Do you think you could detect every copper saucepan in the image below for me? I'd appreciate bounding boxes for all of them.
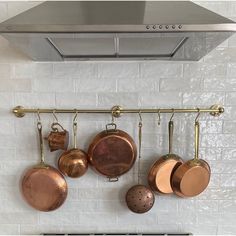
[148,114,183,194]
[88,122,137,181]
[171,114,211,197]
[58,112,88,178]
[21,119,68,212]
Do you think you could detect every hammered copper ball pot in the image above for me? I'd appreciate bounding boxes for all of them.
[126,185,155,214]
[58,148,88,178]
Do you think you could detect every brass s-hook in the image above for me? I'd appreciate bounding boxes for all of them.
[52,109,58,123]
[170,108,175,121]
[157,109,161,125]
[195,108,201,122]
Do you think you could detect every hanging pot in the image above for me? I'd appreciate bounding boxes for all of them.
[88,122,137,181]
[171,114,211,197]
[46,122,69,152]
[21,120,68,212]
[58,113,88,178]
[148,114,183,194]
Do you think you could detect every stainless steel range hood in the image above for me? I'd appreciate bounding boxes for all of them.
[0,1,235,61]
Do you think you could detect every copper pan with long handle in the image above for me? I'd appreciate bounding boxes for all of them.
[21,119,68,212]
[171,114,211,197]
[148,114,183,194]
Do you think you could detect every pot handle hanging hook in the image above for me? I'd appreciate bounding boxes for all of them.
[157,109,161,125]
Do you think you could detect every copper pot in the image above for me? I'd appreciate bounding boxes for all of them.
[58,117,88,178]
[46,122,69,152]
[88,123,137,181]
[171,119,211,197]
[148,119,183,194]
[21,121,68,212]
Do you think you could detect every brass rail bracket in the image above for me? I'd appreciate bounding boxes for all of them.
[210,104,224,117]
[13,106,25,118]
[111,105,123,118]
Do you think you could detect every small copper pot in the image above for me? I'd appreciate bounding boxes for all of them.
[58,120,88,178]
[46,122,69,152]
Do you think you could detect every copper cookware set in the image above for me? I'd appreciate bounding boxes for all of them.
[20,110,210,213]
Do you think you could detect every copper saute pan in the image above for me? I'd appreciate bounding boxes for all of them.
[148,117,183,194]
[21,120,68,211]
[171,116,211,197]
[88,123,137,181]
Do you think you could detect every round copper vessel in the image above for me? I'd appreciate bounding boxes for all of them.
[88,123,137,179]
[148,119,183,194]
[126,185,155,214]
[21,121,68,212]
[171,120,211,197]
[58,116,88,178]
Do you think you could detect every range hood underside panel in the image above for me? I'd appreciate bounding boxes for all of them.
[2,32,233,61]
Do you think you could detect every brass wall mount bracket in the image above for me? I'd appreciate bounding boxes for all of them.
[12,104,224,118]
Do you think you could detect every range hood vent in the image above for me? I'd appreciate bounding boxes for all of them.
[0,1,235,61]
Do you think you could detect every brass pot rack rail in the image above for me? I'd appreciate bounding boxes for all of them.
[13,104,224,118]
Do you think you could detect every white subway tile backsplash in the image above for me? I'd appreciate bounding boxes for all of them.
[56,92,96,108]
[98,62,139,78]
[0,79,31,92]
[183,92,225,106]
[75,78,116,93]
[0,2,236,235]
[183,63,227,77]
[33,78,74,93]
[203,77,236,91]
[160,77,201,92]
[0,64,12,78]
[140,92,182,107]
[140,62,183,78]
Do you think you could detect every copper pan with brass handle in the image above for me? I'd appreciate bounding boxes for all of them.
[21,118,68,212]
[148,112,183,194]
[171,113,211,197]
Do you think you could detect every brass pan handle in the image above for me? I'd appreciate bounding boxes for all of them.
[194,121,200,161]
[37,121,45,165]
[168,120,174,154]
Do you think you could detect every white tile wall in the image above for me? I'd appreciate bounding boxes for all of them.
[0,1,236,235]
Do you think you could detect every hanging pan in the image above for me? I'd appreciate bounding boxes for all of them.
[58,111,88,178]
[88,114,137,181]
[148,110,183,194]
[21,112,68,212]
[171,110,211,197]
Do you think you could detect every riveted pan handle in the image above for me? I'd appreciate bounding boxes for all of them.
[194,121,200,161]
[168,120,174,154]
[37,121,45,165]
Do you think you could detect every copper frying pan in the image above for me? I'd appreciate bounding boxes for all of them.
[171,117,211,197]
[148,117,183,194]
[21,120,68,211]
[88,123,137,181]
